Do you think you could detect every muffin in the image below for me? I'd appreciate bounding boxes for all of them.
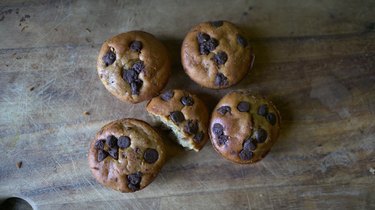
[181,20,254,89]
[97,31,171,103]
[209,91,280,164]
[146,89,209,151]
[88,118,166,192]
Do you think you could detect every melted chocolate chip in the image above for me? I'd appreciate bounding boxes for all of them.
[218,135,228,145]
[266,113,277,125]
[237,35,248,47]
[128,183,140,191]
[217,106,231,115]
[160,90,174,101]
[184,120,198,135]
[237,101,250,112]
[206,38,219,51]
[118,136,131,148]
[130,80,143,95]
[97,150,109,162]
[94,139,105,150]
[132,60,145,73]
[108,148,119,160]
[239,149,253,160]
[193,131,204,143]
[258,104,268,116]
[170,111,185,124]
[243,138,257,151]
[143,148,159,164]
[213,51,228,65]
[122,66,143,95]
[212,123,224,136]
[123,69,138,83]
[254,128,267,143]
[199,44,210,55]
[215,73,228,86]
[197,32,210,44]
[127,172,142,191]
[210,20,223,27]
[106,135,118,148]
[127,172,142,185]
[129,41,142,52]
[102,51,116,66]
[181,96,194,106]
[199,38,218,55]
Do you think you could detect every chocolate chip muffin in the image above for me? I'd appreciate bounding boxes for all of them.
[146,90,209,151]
[97,31,171,103]
[181,20,254,89]
[209,91,280,164]
[88,118,166,192]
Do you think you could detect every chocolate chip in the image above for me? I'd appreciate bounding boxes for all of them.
[102,51,116,66]
[243,138,257,151]
[254,128,267,143]
[184,120,198,135]
[218,135,228,145]
[123,69,138,83]
[217,106,231,115]
[237,35,248,47]
[108,148,119,160]
[128,183,140,191]
[237,101,250,112]
[199,44,210,55]
[97,150,109,162]
[206,38,219,51]
[130,80,143,95]
[129,41,142,52]
[132,60,145,73]
[106,135,118,148]
[181,96,194,106]
[210,20,223,27]
[16,161,22,169]
[212,123,224,136]
[94,139,105,150]
[143,148,159,164]
[215,73,228,86]
[170,111,185,124]
[193,131,204,143]
[239,149,253,160]
[258,104,268,116]
[199,38,218,55]
[122,63,143,95]
[127,172,142,191]
[160,90,174,101]
[213,51,228,65]
[197,32,210,44]
[118,136,131,148]
[127,172,143,185]
[266,113,277,125]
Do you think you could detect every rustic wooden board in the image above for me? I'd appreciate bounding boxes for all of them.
[1,0,375,209]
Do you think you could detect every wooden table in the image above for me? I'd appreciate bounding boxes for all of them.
[1,0,374,209]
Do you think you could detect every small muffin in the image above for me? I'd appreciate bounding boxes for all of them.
[181,20,254,89]
[88,118,166,192]
[146,89,209,151]
[97,31,171,103]
[209,91,280,164]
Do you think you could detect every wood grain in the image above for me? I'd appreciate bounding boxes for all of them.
[1,0,374,209]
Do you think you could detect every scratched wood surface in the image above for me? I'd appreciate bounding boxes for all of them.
[1,0,375,209]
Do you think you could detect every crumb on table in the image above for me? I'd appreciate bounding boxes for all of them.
[16,161,22,169]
